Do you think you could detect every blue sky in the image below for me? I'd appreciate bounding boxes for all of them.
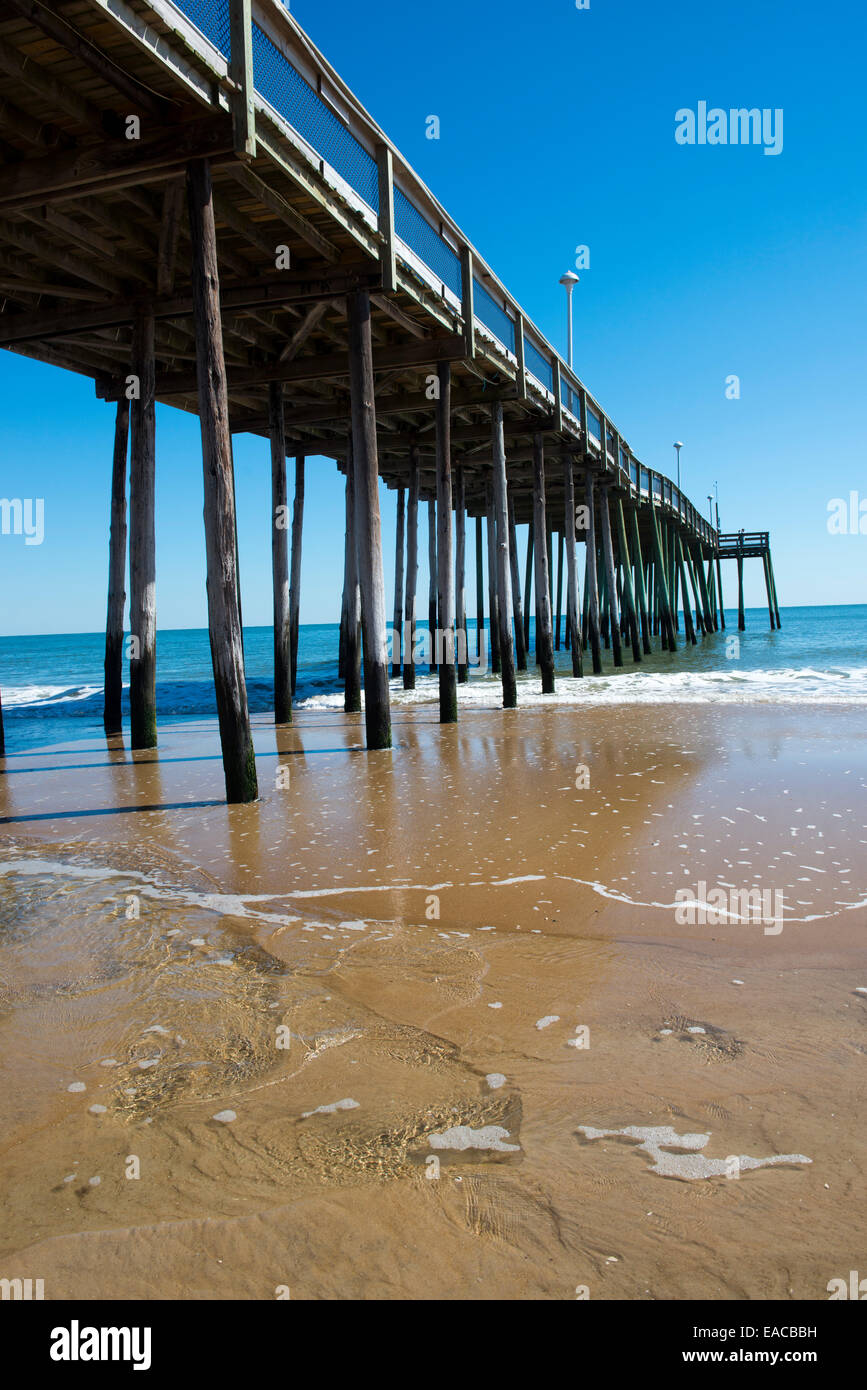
[1,0,865,634]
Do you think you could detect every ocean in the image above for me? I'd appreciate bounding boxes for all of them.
[2,604,866,752]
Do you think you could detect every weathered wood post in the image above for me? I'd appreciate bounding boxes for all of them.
[675,535,697,644]
[455,466,468,683]
[343,445,362,713]
[492,404,517,707]
[508,492,528,672]
[762,551,776,630]
[694,542,715,633]
[707,554,719,631]
[523,521,533,652]
[391,487,405,677]
[289,454,305,695]
[629,506,652,654]
[584,475,603,673]
[104,397,129,736]
[346,288,391,749]
[531,433,556,693]
[563,455,583,677]
[475,514,485,671]
[599,486,623,667]
[129,310,157,750]
[187,157,257,801]
[427,499,437,673]
[683,542,706,635]
[268,382,292,723]
[615,498,642,663]
[715,547,725,629]
[436,361,457,722]
[485,483,501,674]
[404,446,419,688]
[0,689,4,757]
[649,501,677,650]
[555,531,564,650]
[768,549,782,627]
[737,552,746,631]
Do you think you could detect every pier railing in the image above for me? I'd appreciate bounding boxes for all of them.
[175,0,716,547]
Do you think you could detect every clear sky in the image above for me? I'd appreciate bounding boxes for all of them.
[1,0,864,635]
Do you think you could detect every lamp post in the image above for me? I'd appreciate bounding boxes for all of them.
[559,271,579,369]
[673,441,683,491]
[714,480,720,531]
[707,494,714,524]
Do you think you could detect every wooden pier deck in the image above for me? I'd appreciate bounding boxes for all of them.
[0,0,778,795]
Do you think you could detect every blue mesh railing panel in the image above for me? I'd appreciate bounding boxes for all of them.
[524,338,553,391]
[640,468,650,492]
[393,188,461,296]
[586,405,601,439]
[473,279,514,352]
[182,0,230,55]
[251,24,378,209]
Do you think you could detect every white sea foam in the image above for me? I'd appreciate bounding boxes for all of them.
[428,1124,520,1153]
[577,1123,811,1180]
[296,665,867,711]
[301,1098,360,1118]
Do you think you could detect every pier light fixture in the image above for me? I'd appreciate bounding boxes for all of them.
[559,271,580,368]
[673,441,683,490]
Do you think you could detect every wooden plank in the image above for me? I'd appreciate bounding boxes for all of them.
[187,156,258,801]
[460,245,475,359]
[226,164,340,262]
[229,0,257,160]
[156,176,185,296]
[376,143,396,293]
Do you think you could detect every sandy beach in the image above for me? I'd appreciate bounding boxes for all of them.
[0,699,864,1300]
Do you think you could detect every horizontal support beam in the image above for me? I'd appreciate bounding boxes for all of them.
[150,333,467,398]
[0,117,234,213]
[0,267,381,346]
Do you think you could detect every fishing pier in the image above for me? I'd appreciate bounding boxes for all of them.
[0,0,780,793]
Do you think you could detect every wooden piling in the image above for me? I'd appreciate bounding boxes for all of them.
[683,539,706,636]
[492,404,517,707]
[737,552,746,631]
[346,288,392,750]
[715,548,726,629]
[615,498,642,663]
[455,466,468,682]
[584,477,603,673]
[391,486,405,677]
[129,309,157,751]
[675,535,697,644]
[343,444,361,713]
[694,542,715,634]
[436,361,457,723]
[649,501,677,650]
[555,530,564,650]
[268,381,292,723]
[762,550,775,630]
[523,520,533,653]
[508,492,528,672]
[599,487,623,668]
[563,455,583,677]
[532,432,555,693]
[768,549,782,628]
[289,454,304,695]
[187,156,257,801]
[428,499,438,673]
[475,514,485,671]
[628,506,652,654]
[403,446,419,688]
[486,484,501,675]
[103,397,129,736]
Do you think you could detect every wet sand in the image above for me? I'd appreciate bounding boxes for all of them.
[0,702,865,1300]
